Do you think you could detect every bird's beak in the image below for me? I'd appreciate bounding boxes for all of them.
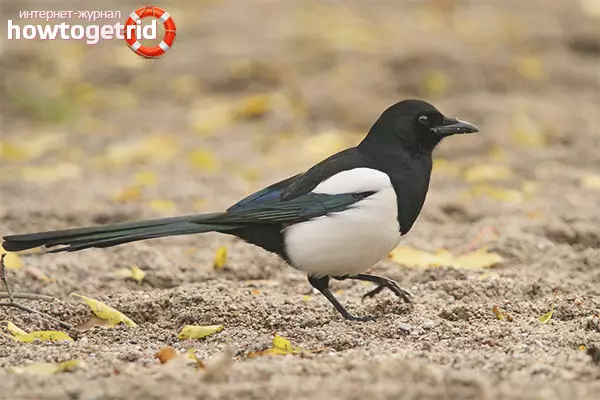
[430,117,479,136]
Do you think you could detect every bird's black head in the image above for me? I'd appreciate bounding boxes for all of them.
[359,99,479,154]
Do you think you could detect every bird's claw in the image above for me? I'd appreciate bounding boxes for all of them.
[362,280,412,303]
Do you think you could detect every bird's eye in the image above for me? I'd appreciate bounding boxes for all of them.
[418,115,429,125]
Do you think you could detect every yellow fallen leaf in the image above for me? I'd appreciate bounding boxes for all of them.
[432,158,461,177]
[0,246,23,270]
[14,331,73,343]
[4,322,73,342]
[170,75,198,97]
[492,305,514,322]
[538,304,554,324]
[185,348,206,369]
[463,165,513,183]
[8,360,81,376]
[189,149,218,171]
[488,145,507,161]
[115,266,145,285]
[581,175,600,190]
[213,246,228,269]
[514,56,543,80]
[248,334,302,357]
[304,132,347,160]
[70,293,137,327]
[20,163,80,183]
[233,94,271,120]
[134,171,157,187]
[110,186,142,203]
[468,185,525,203]
[422,70,449,96]
[511,113,546,147]
[6,321,27,336]
[453,248,505,269]
[389,246,503,269]
[99,135,179,165]
[149,199,177,214]
[178,324,224,340]
[187,101,233,135]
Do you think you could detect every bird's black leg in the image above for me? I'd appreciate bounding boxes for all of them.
[334,274,411,303]
[307,275,374,322]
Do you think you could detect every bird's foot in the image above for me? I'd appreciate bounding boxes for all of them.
[363,278,411,303]
[333,273,412,303]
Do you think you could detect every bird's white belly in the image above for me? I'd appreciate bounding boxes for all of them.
[283,187,401,277]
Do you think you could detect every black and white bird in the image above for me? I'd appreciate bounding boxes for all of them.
[2,99,479,321]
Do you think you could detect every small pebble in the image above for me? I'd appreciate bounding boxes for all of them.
[398,323,413,333]
[422,320,435,330]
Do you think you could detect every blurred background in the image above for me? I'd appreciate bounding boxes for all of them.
[1,0,598,221]
[1,1,600,398]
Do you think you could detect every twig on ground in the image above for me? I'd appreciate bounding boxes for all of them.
[0,254,73,330]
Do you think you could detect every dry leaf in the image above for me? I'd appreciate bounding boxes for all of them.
[389,246,503,269]
[178,324,224,340]
[463,165,513,183]
[189,149,218,171]
[187,101,233,135]
[492,306,513,321]
[6,321,27,336]
[422,70,449,96]
[20,163,81,183]
[468,185,525,203]
[185,348,206,369]
[115,266,145,285]
[304,132,347,160]
[581,175,600,190]
[432,158,461,177]
[148,199,177,214]
[248,334,302,357]
[70,293,137,327]
[538,305,554,324]
[233,94,271,120]
[5,322,73,343]
[8,360,82,376]
[110,186,142,203]
[213,246,228,269]
[155,347,178,364]
[0,245,23,270]
[134,171,157,187]
[514,56,543,80]
[511,113,546,147]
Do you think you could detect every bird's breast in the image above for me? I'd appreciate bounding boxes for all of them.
[283,187,401,277]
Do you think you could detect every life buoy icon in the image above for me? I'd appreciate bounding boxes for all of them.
[124,6,176,58]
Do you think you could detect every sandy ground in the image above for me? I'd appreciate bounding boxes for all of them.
[1,0,599,399]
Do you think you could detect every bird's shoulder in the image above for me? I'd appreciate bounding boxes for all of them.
[226,147,372,213]
[279,147,371,200]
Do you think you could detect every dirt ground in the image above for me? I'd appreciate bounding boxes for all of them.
[1,0,599,399]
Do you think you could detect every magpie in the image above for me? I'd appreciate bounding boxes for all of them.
[2,99,479,321]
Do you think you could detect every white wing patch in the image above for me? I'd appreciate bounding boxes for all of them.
[284,168,401,277]
[312,168,393,195]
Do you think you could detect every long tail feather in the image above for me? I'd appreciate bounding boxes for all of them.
[2,212,237,252]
